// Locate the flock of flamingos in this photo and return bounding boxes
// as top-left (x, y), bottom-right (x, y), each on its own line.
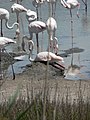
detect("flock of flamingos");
top-left (0, 0), bottom-right (87, 79)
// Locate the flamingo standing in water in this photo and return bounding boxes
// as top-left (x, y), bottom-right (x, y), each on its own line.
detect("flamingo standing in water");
top-left (61, 0), bottom-right (80, 66)
top-left (25, 9), bottom-right (46, 53)
top-left (0, 37), bottom-right (16, 80)
top-left (0, 8), bottom-right (19, 37)
top-left (11, 3), bottom-right (27, 38)
top-left (46, 17), bottom-right (58, 53)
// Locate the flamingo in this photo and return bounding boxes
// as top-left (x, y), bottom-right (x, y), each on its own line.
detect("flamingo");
top-left (0, 37), bottom-right (16, 48)
top-left (61, 0), bottom-right (80, 17)
top-left (0, 8), bottom-right (19, 37)
top-left (11, 3), bottom-right (27, 38)
top-left (11, 3), bottom-right (27, 14)
top-left (21, 37), bottom-right (65, 70)
top-left (61, 0), bottom-right (80, 66)
top-left (46, 17), bottom-right (57, 53)
top-left (27, 40), bottom-right (65, 70)
top-left (25, 9), bottom-right (46, 53)
top-left (0, 37), bottom-right (16, 80)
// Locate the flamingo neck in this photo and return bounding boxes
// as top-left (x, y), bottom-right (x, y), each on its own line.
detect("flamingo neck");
top-left (28, 40), bottom-right (34, 62)
top-left (5, 20), bottom-right (19, 29)
top-left (29, 51), bottom-right (35, 62)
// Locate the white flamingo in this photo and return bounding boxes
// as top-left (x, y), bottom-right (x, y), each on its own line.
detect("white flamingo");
top-left (11, 3), bottom-right (27, 38)
top-left (27, 40), bottom-right (65, 70)
top-left (46, 17), bottom-right (57, 53)
top-left (0, 8), bottom-right (19, 37)
top-left (61, 0), bottom-right (80, 17)
top-left (0, 37), bottom-right (16, 80)
top-left (61, 0), bottom-right (80, 66)
top-left (0, 37), bottom-right (16, 48)
top-left (11, 3), bottom-right (27, 14)
top-left (25, 9), bottom-right (46, 53)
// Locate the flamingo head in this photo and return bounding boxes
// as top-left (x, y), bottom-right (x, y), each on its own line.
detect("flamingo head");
top-left (26, 9), bottom-right (37, 22)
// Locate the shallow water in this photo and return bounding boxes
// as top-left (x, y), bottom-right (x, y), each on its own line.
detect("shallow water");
top-left (0, 0), bottom-right (90, 80)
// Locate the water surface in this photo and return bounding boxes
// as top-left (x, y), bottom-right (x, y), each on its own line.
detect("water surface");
top-left (0, 0), bottom-right (90, 80)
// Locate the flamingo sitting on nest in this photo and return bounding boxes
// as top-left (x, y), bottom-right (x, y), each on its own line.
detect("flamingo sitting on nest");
top-left (21, 39), bottom-right (65, 70)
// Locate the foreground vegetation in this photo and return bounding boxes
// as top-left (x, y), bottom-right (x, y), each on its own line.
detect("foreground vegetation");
top-left (0, 85), bottom-right (90, 120)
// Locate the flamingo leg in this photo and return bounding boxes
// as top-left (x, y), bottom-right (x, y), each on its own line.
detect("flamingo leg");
top-left (4, 49), bottom-right (15, 80)
top-left (70, 9), bottom-right (74, 66)
top-left (1, 20), bottom-right (3, 37)
top-left (0, 49), bottom-right (3, 80)
top-left (36, 33), bottom-right (39, 53)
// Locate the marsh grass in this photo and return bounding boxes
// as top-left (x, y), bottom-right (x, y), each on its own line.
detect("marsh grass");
top-left (1, 82), bottom-right (90, 120)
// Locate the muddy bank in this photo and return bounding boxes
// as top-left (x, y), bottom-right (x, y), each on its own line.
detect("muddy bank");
top-left (0, 61), bottom-right (90, 103)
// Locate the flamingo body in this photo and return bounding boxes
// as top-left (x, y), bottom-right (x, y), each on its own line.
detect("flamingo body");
top-left (28, 21), bottom-right (46, 34)
top-left (11, 3), bottom-right (27, 13)
top-left (46, 17), bottom-right (57, 40)
top-left (0, 8), bottom-right (9, 20)
top-left (34, 51), bottom-right (64, 62)
top-left (61, 0), bottom-right (80, 9)
top-left (0, 37), bottom-right (16, 48)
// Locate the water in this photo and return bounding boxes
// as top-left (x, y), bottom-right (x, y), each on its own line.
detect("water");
top-left (0, 0), bottom-right (90, 80)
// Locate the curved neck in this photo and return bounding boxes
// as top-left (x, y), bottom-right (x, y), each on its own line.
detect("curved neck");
top-left (5, 20), bottom-right (19, 29)
top-left (29, 51), bottom-right (35, 62)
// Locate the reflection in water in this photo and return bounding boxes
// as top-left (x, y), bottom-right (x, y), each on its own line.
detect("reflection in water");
top-left (64, 64), bottom-right (81, 80)
top-left (82, 15), bottom-right (89, 31)
top-left (81, 0), bottom-right (87, 14)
